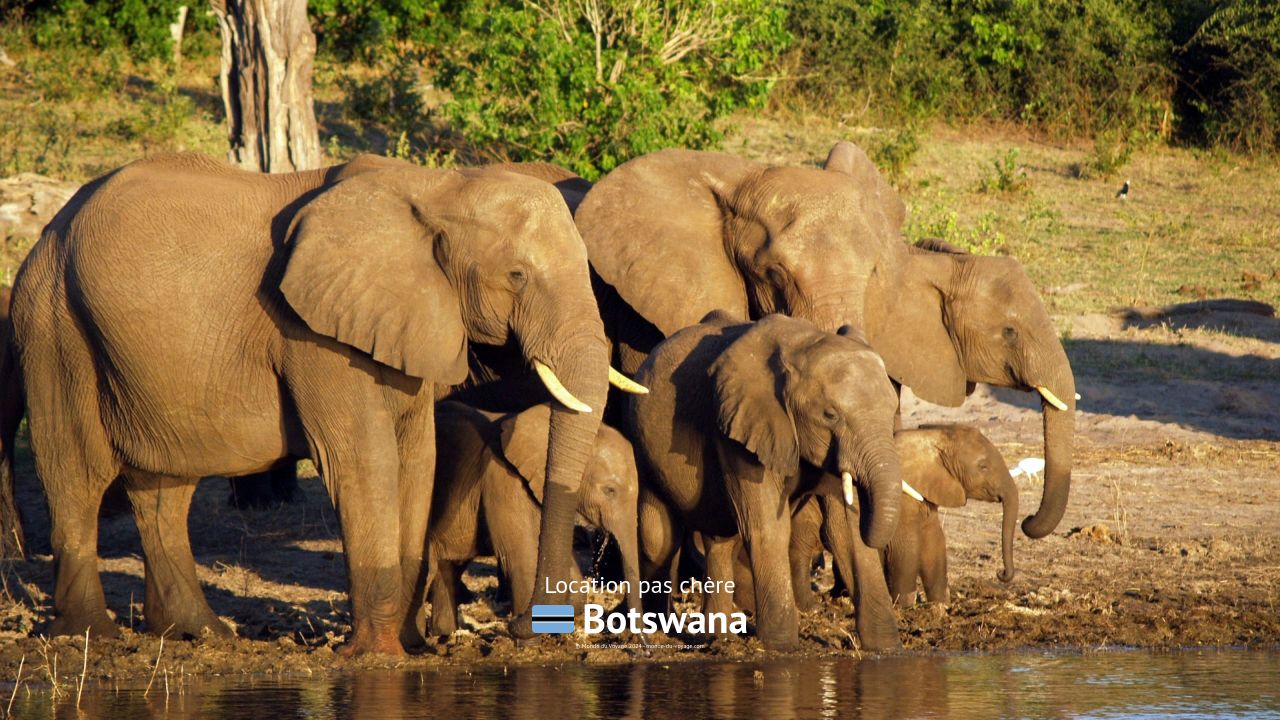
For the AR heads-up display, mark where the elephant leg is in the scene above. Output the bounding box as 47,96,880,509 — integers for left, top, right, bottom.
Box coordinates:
30,409,120,638
123,470,232,639
291,382,405,656
701,534,739,620
919,514,949,604
493,520,540,620
638,487,679,615
788,497,822,612
822,496,900,651
395,404,436,651
739,512,800,650
731,545,756,615
886,542,921,608
427,560,462,637
44,467,120,638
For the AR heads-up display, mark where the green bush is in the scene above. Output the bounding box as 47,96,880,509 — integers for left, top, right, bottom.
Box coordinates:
1180,1,1280,152
785,0,1172,136
309,0,460,61
31,0,215,62
432,0,790,179
978,148,1030,194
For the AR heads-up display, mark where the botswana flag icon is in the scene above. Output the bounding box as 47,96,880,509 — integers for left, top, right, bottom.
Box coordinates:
531,604,575,634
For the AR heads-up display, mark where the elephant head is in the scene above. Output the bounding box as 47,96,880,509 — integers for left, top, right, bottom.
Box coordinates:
497,405,643,613
865,238,1075,540
709,315,903,548
898,425,1019,582
575,148,902,340
279,160,613,615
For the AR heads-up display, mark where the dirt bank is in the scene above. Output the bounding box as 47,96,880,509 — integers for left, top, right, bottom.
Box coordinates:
1,307,1277,682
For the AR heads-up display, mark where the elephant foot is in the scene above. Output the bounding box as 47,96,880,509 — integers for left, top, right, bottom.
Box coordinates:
758,632,801,653
795,588,819,614
855,623,902,653
50,611,120,639
427,613,458,638
338,627,406,657
147,607,234,641
508,611,535,640
400,623,431,652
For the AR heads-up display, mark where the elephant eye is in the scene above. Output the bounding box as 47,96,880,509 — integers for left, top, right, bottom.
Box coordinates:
1002,326,1018,343
822,407,839,423
508,268,528,288
766,266,787,285
603,485,617,497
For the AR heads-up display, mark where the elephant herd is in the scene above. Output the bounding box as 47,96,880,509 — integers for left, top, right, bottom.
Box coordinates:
0,141,1075,655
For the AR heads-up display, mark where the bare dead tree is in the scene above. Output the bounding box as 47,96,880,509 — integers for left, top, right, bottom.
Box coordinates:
211,0,321,173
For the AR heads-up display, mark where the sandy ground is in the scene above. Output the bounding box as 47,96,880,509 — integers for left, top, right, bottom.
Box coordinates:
0,305,1276,682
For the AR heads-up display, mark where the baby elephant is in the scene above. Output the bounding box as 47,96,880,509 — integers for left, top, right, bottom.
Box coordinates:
629,313,904,651
425,401,641,636
885,424,1018,606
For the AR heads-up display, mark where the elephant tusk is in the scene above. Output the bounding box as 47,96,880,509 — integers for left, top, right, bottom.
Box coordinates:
609,367,649,394
841,472,855,507
902,480,925,503
1036,385,1070,411
533,360,593,414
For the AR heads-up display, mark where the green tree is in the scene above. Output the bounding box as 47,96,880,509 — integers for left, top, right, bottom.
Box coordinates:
433,0,789,179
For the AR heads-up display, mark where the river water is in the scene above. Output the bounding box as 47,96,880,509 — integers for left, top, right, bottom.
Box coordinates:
5,650,1278,719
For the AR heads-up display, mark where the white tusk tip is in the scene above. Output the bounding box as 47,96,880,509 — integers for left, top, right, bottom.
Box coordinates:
608,367,649,394
533,360,594,413
841,471,855,506
902,480,925,503
1036,385,1070,411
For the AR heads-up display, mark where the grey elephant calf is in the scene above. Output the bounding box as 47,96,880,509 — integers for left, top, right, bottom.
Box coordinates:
779,424,1019,611
426,401,641,636
884,424,1018,606
628,312,904,651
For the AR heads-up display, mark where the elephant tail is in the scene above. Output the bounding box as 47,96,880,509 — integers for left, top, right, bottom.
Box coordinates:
0,285,27,559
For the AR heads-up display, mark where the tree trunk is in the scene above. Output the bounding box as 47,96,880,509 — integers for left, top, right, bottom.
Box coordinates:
211,0,321,173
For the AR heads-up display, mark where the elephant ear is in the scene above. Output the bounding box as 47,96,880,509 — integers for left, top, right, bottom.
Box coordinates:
912,466,968,508
925,438,974,508
708,315,799,477
576,149,756,337
497,404,554,503
870,259,967,406
823,141,906,234
280,168,468,384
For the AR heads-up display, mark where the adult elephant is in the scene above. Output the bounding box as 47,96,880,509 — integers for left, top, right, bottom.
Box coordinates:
7,152,610,655
575,143,1075,541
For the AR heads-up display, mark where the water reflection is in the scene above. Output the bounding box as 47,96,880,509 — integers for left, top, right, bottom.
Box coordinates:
11,650,1280,719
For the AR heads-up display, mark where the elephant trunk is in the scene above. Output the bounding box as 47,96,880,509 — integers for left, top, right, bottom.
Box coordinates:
996,472,1018,583
848,437,902,549
607,510,643,614
515,296,610,632
1022,365,1075,539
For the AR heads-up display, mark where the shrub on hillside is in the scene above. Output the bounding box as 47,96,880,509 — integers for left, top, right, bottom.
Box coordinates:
784,0,1172,137
30,0,215,62
1180,0,1280,152
432,0,790,179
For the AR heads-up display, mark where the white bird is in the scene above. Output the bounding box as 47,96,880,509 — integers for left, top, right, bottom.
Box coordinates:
1009,457,1046,480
